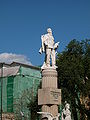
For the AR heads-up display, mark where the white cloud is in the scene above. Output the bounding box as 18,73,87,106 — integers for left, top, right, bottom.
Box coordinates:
0,53,32,65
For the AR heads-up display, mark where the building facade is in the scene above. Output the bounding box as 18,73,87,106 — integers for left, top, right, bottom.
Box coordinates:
0,62,41,120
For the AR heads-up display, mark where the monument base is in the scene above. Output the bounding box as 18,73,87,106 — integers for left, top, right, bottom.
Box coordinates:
38,67,61,119
42,105,58,117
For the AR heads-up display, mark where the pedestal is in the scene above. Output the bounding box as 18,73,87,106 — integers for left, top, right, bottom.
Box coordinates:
38,67,61,119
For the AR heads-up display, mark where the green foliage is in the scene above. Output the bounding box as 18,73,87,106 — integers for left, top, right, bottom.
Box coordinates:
27,82,41,120
14,89,33,120
14,88,41,120
57,39,90,120
27,93,41,120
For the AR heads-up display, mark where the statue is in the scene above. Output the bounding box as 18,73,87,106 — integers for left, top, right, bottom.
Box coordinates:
39,28,59,69
37,112,60,120
61,102,72,120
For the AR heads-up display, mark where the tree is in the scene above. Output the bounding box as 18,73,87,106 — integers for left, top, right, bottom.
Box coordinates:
14,88,41,120
57,39,90,120
14,89,33,120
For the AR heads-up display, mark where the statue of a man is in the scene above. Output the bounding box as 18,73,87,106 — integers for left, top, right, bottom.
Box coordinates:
39,28,59,69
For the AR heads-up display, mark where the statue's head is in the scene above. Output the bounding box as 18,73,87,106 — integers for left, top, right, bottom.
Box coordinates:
65,103,70,109
47,28,52,33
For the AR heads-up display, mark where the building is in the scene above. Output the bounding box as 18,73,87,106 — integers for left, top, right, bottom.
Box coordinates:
0,62,41,120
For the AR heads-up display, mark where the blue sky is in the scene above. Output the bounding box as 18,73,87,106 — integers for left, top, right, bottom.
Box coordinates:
0,0,90,66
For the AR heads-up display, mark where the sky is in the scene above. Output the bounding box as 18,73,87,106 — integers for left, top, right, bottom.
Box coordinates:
0,0,90,66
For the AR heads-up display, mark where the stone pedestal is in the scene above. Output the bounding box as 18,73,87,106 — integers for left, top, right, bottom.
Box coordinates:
38,68,61,119
42,68,57,88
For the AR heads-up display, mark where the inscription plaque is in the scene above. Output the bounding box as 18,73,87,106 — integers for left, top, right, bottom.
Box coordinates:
38,88,61,105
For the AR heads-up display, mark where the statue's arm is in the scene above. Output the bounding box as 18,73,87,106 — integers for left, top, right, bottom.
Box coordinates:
39,35,45,54
41,35,46,52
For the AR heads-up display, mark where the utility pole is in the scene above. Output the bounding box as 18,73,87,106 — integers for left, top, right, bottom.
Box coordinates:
0,63,3,120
